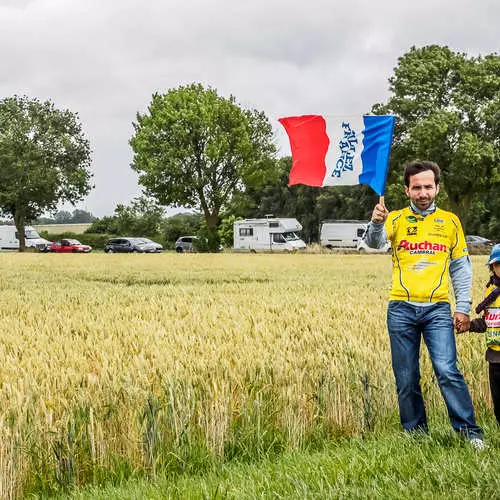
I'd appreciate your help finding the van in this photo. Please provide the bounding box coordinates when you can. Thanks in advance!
[320,220,391,253]
[319,220,368,249]
[0,225,52,251]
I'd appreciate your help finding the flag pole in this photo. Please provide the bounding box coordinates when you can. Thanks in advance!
[379,195,385,208]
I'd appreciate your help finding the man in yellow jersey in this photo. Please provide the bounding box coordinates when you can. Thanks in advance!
[364,160,484,448]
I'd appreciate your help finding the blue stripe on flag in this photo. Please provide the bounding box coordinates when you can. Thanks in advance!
[359,115,395,195]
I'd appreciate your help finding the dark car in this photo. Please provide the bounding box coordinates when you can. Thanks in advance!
[50,239,92,253]
[104,237,160,253]
[466,235,496,247]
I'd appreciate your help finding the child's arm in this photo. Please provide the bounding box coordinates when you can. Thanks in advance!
[469,317,487,333]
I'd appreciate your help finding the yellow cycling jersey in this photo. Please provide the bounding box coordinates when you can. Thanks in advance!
[385,207,469,303]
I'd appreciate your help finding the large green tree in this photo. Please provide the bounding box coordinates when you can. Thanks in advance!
[0,96,92,250]
[374,45,500,228]
[130,83,277,250]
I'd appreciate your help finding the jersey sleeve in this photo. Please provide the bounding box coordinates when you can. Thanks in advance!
[384,211,398,241]
[451,215,469,260]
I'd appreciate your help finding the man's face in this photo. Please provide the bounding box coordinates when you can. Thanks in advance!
[405,170,439,211]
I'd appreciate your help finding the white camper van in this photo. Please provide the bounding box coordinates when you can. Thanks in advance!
[319,220,391,253]
[0,225,51,251]
[233,218,307,252]
[320,220,368,248]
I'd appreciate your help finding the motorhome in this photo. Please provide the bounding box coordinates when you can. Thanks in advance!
[0,225,52,251]
[319,220,391,253]
[233,218,307,252]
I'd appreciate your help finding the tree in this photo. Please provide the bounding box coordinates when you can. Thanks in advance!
[54,210,73,223]
[86,195,164,237]
[70,209,96,223]
[130,83,277,250]
[161,213,202,246]
[373,46,500,228]
[0,96,92,251]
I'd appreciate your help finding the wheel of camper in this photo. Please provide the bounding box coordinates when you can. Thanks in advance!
[176,247,183,253]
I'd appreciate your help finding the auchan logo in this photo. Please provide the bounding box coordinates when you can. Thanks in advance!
[397,239,447,253]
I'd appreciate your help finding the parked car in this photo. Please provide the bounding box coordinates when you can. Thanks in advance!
[136,238,163,252]
[357,239,392,253]
[466,235,496,247]
[50,239,92,253]
[104,237,160,253]
[175,236,197,253]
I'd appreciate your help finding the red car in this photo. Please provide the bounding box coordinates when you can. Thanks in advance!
[50,238,92,253]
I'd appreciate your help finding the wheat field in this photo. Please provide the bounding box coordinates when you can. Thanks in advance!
[0,253,492,498]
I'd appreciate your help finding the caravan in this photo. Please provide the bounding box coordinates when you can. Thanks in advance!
[233,218,306,252]
[319,220,391,253]
[0,225,52,251]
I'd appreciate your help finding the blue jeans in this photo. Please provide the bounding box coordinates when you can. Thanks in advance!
[387,301,482,438]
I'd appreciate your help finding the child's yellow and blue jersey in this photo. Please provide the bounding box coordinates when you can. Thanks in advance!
[483,285,500,351]
[384,207,469,302]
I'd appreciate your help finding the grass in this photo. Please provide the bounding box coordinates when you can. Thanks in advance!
[60,426,500,499]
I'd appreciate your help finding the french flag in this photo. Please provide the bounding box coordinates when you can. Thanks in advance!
[278,115,395,195]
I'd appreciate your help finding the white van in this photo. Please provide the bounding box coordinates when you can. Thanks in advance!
[0,225,52,251]
[320,220,368,248]
[233,218,306,252]
[320,220,391,253]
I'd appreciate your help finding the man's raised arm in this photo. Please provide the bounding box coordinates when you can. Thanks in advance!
[364,202,389,249]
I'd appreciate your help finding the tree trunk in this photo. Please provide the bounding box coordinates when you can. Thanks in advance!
[14,210,26,252]
[447,195,471,232]
[204,213,220,252]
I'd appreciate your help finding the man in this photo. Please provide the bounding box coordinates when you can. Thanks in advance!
[364,160,484,447]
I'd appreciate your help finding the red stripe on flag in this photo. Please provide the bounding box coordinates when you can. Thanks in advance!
[278,115,330,187]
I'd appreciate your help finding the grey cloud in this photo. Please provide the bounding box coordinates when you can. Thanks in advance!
[0,0,498,216]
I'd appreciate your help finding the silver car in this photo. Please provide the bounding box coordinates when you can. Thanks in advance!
[175,236,197,253]
[137,238,163,252]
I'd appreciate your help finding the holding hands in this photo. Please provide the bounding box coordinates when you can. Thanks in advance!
[454,313,471,334]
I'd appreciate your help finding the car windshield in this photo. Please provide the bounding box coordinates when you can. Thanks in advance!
[282,232,300,241]
[129,238,147,244]
[66,239,81,245]
[25,229,41,239]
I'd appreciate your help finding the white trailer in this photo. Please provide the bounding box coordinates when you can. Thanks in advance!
[233,218,306,252]
[0,225,52,251]
[320,220,391,253]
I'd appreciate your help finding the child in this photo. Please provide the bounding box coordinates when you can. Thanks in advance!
[468,243,500,425]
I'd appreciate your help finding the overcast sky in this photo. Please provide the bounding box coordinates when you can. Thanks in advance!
[0,0,498,217]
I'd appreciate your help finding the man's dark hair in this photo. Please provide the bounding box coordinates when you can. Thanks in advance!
[404,160,440,187]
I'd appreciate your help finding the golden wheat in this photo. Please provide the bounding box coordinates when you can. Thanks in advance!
[0,253,491,497]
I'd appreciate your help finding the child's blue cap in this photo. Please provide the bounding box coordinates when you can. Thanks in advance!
[487,244,500,265]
